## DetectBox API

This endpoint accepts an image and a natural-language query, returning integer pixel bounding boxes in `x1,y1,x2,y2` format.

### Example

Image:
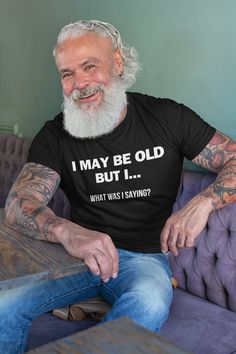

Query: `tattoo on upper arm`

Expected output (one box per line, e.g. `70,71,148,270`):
193,131,236,172
195,131,236,207
14,163,61,204
6,163,61,239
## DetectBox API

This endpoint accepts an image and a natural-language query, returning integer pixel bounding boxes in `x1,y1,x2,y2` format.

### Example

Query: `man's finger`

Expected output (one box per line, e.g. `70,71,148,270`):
93,249,114,281
106,246,119,278
168,234,179,256
185,235,195,248
160,225,171,253
177,234,186,248
84,254,100,276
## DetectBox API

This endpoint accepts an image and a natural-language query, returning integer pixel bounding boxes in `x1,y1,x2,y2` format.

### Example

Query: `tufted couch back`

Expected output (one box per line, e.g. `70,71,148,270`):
1,134,236,313
0,134,32,208
170,171,236,313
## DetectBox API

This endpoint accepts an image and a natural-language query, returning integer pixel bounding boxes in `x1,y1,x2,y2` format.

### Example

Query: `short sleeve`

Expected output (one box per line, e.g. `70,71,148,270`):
27,120,62,175
161,99,216,160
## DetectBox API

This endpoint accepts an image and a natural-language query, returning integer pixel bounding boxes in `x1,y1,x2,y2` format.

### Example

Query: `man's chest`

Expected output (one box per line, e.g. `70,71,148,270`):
60,133,183,202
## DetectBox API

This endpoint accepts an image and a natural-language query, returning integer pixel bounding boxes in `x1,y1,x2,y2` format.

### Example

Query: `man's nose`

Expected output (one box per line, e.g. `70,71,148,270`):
74,72,90,90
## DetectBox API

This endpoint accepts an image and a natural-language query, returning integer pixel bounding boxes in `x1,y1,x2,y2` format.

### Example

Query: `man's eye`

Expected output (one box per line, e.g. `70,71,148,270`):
85,64,95,71
62,72,72,79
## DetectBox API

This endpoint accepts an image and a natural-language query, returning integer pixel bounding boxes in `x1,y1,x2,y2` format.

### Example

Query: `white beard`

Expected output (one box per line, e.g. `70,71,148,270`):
63,78,127,139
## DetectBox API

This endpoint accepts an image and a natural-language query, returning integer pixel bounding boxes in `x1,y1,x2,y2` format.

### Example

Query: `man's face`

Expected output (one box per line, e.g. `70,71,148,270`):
55,33,124,110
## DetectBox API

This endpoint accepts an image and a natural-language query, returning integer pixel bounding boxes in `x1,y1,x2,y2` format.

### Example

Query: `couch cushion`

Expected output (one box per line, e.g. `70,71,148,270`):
170,202,236,311
160,288,236,354
27,289,236,354
173,170,216,212
171,170,236,313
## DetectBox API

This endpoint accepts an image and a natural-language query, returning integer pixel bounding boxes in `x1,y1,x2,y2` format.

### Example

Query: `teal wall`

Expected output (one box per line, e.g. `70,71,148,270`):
1,0,236,144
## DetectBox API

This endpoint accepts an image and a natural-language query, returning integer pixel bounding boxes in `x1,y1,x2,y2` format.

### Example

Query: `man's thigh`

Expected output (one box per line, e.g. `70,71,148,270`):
98,250,173,331
99,249,173,304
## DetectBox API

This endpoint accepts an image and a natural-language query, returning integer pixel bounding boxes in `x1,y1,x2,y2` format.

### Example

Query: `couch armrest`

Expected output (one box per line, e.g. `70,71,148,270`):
169,201,236,312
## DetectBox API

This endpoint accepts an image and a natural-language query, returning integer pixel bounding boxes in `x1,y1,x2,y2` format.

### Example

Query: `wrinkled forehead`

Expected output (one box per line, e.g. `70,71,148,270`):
55,32,114,59
54,33,117,71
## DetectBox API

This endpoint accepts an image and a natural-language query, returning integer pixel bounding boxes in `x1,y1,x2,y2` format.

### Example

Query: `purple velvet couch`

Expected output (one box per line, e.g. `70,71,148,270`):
1,134,236,354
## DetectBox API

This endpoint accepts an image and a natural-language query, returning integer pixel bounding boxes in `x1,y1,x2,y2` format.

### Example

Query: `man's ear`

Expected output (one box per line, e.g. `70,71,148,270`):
113,49,124,75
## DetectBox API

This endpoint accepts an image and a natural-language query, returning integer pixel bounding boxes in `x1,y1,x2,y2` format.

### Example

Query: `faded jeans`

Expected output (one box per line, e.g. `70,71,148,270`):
0,249,173,353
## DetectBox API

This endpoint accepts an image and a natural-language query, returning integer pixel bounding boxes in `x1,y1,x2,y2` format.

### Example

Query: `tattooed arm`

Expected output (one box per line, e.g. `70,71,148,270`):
192,131,236,207
5,162,62,241
161,131,236,255
5,163,118,281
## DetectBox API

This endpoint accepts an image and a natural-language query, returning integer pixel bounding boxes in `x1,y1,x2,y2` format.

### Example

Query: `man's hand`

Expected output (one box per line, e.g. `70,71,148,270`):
57,220,119,283
160,194,213,256
161,130,236,256
5,163,119,282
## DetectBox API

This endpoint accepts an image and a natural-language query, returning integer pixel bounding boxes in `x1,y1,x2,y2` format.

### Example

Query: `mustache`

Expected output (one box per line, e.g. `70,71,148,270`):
71,84,104,100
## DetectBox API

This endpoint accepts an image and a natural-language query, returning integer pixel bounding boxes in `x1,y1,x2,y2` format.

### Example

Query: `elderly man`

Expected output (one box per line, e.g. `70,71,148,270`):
3,20,236,353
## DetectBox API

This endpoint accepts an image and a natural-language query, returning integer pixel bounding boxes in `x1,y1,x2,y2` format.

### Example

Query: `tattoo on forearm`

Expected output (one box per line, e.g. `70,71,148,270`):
42,217,58,240
200,158,236,208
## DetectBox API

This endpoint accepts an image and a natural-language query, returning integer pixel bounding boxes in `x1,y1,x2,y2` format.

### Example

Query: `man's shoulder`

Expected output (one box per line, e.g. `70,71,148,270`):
127,93,182,120
42,112,65,134
32,112,66,144
50,112,64,127
127,92,180,108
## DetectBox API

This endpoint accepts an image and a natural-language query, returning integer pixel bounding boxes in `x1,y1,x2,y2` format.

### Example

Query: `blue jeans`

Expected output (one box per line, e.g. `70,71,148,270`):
0,249,173,353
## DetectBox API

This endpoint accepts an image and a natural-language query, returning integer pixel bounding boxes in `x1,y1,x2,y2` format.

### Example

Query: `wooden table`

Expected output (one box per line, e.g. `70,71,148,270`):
0,209,88,290
0,210,191,354
29,317,191,354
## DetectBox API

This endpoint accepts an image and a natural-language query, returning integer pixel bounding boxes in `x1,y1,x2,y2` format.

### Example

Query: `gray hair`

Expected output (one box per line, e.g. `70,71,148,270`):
53,20,141,89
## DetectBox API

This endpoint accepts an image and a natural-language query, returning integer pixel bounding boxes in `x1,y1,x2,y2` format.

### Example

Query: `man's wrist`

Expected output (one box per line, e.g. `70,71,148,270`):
199,188,218,212
50,217,71,244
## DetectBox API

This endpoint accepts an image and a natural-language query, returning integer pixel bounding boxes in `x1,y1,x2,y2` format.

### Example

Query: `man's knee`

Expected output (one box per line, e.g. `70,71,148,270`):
132,288,172,318
111,287,173,331
132,274,173,303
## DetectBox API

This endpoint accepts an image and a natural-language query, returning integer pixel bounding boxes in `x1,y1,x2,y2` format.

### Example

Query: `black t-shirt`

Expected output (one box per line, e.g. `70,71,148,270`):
27,93,215,252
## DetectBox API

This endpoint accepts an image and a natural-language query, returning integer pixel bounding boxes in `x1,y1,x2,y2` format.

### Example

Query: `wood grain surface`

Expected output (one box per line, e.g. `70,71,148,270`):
0,218,88,290
29,317,191,354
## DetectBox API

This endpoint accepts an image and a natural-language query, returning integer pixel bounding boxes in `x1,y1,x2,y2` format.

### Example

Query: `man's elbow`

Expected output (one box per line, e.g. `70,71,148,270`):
4,191,22,226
